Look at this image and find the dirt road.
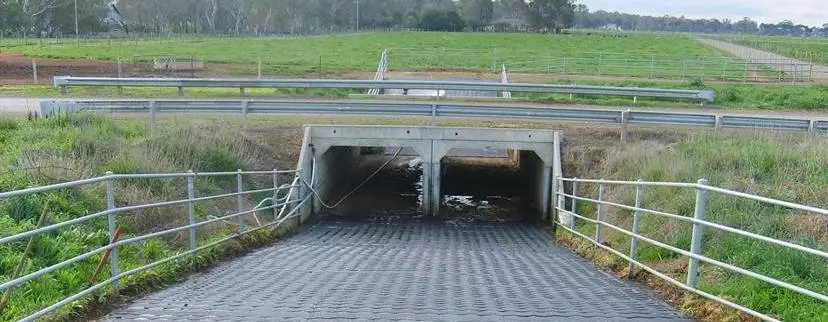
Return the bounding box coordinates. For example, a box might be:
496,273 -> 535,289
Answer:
697,38 -> 828,82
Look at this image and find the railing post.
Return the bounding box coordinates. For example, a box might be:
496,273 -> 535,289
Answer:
105,171 -> 120,294
187,171 -> 197,250
570,178 -> 578,228
595,182 -> 605,244
236,169 -> 245,235
809,120 -> 817,133
273,169 -> 279,222
629,180 -> 644,278
687,179 -> 709,288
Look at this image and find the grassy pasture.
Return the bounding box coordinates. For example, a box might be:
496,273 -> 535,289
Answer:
2,32 -> 733,77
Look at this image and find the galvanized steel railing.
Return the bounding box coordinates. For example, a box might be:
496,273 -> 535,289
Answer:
52,76 -> 716,103
552,177 -> 828,322
0,169 -> 309,321
38,100 -> 828,141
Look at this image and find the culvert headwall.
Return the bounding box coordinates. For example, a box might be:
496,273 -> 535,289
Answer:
297,125 -> 563,221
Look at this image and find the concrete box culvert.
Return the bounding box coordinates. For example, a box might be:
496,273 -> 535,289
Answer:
299,125 -> 563,221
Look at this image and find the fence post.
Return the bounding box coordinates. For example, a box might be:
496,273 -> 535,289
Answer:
570,178 -> 578,228
628,180 -> 644,278
687,179 -> 708,288
32,59 -> 38,84
187,171 -> 197,250
562,56 -> 567,75
597,52 -> 603,76
273,169 -> 279,222
105,171 -> 120,294
257,56 -> 263,79
620,110 -> 629,143
116,57 -> 123,94
649,55 -> 655,79
236,169 -> 245,235
595,182 -> 605,244
493,48 -> 498,73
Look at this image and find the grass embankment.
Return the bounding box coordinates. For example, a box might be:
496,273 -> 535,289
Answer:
0,113 -> 300,320
562,132 -> 828,321
2,32 -> 728,76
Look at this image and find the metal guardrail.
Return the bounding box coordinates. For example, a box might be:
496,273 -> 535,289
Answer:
0,169 -> 310,321
552,177 -> 828,322
39,100 -> 827,142
52,76 -> 716,103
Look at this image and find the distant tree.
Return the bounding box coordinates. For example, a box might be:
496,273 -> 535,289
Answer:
525,0 -> 574,33
459,0 -> 494,29
419,9 -> 465,31
0,0 -> 25,36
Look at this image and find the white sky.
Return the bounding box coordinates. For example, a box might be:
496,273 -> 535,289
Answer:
577,0 -> 826,27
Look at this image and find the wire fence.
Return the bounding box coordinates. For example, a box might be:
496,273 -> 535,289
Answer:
388,48 -> 823,83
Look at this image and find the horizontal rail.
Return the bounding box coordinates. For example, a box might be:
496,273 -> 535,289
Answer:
559,177 -> 828,216
38,100 -> 828,134
53,76 -> 716,102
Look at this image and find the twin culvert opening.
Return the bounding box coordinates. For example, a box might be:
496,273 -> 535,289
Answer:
301,126 -> 560,223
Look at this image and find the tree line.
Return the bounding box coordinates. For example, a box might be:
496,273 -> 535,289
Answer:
573,5 -> 828,37
0,0 -> 824,37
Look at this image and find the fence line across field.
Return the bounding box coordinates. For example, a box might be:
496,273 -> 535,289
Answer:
552,177 -> 828,322
38,99 -> 828,142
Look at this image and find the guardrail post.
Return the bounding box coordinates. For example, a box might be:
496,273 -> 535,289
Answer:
570,178 -> 578,228
431,104 -> 438,126
629,180 -> 644,278
595,181 -> 605,244
241,100 -> 249,129
687,178 -> 709,288
187,171 -> 197,250
148,101 -> 157,132
240,87 -> 246,97
809,120 -> 817,133
105,171 -> 120,294
715,115 -> 723,132
272,169 -> 279,222
177,86 -> 184,96
236,169 -> 245,235
620,111 -> 629,143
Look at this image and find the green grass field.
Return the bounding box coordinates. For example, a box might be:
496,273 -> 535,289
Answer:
1,32 -> 735,77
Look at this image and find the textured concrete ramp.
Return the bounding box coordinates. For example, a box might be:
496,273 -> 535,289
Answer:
105,218 -> 687,321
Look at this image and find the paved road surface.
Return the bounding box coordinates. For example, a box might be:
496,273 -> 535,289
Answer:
104,217 -> 687,321
697,38 -> 828,81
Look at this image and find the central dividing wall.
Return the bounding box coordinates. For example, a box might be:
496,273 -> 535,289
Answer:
297,125 -> 562,220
